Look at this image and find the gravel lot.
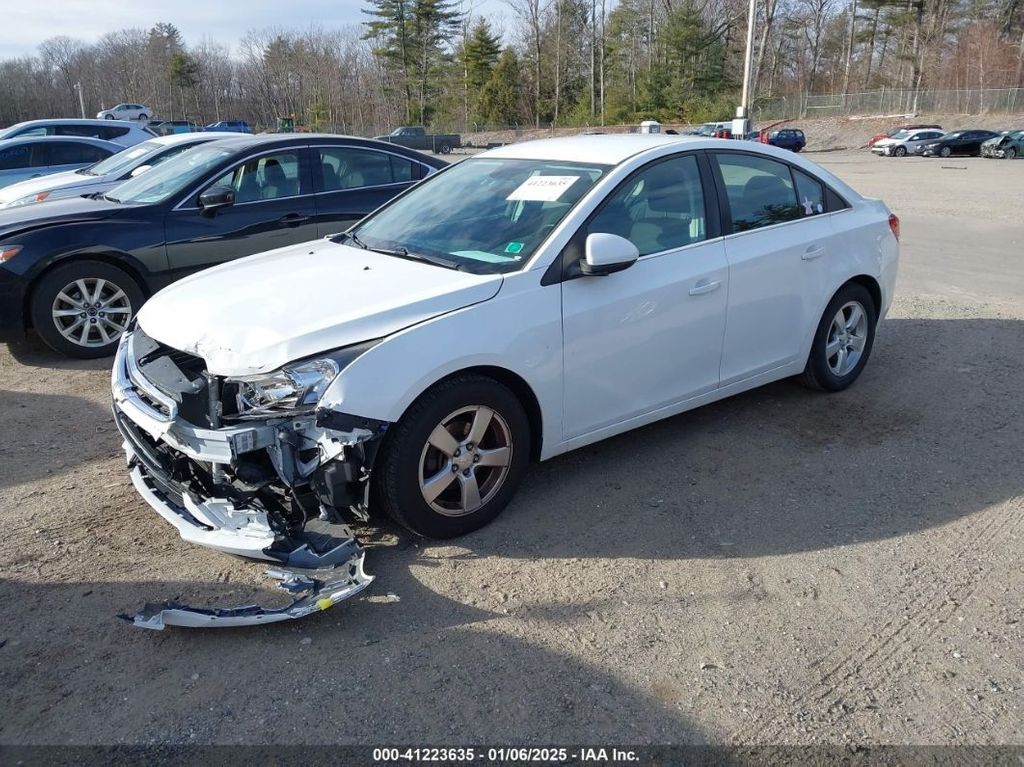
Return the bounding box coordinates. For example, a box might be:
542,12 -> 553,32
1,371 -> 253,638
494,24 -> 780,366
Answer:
0,150 -> 1021,747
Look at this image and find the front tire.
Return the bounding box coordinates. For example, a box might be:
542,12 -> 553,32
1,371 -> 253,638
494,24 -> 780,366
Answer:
1004,147 -> 1016,159
139,113 -> 148,121
799,283 -> 877,392
29,260 -> 143,359
104,114 -> 114,120
893,145 -> 907,157
372,374 -> 531,538
939,146 -> 952,158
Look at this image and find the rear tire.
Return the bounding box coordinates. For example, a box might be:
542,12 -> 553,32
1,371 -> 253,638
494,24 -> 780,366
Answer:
29,260 -> 144,359
372,374 -> 531,538
139,113 -> 148,121
438,143 -> 452,155
799,283 -> 877,392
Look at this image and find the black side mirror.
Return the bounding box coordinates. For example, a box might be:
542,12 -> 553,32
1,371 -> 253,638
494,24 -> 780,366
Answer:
198,186 -> 235,215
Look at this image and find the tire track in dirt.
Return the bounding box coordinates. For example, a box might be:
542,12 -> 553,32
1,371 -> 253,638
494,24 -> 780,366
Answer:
736,494 -> 1024,743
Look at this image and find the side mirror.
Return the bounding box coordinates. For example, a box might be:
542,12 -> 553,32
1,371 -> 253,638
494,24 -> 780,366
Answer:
198,186 -> 235,214
129,164 -> 151,178
581,233 -> 639,276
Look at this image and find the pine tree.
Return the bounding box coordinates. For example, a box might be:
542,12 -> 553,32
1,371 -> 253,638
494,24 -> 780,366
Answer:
459,19 -> 502,125
477,48 -> 523,125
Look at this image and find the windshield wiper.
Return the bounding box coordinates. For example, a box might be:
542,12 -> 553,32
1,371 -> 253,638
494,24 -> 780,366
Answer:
374,246 -> 462,271
331,231 -> 368,249
332,231 -> 460,270
101,193 -> 121,204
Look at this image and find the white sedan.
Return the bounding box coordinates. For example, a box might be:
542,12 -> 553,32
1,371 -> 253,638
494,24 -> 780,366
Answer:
112,135 -> 898,625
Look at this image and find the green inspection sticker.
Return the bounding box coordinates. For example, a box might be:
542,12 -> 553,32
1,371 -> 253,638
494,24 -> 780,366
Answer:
505,242 -> 525,254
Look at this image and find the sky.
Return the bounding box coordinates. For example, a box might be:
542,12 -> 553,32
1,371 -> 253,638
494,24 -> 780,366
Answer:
1,0 -> 511,58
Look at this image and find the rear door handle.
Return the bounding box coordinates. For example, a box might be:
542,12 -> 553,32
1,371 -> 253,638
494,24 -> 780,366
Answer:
802,245 -> 826,261
279,214 -> 311,226
689,279 -> 722,296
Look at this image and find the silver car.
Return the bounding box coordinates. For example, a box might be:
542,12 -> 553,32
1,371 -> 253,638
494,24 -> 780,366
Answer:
0,132 -> 247,209
97,103 -> 152,122
0,119 -> 154,148
0,136 -> 122,189
870,129 -> 946,157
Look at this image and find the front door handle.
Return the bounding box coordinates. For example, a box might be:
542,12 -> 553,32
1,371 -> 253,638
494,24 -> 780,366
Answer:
689,279 -> 722,296
802,245 -> 826,261
279,214 -> 311,226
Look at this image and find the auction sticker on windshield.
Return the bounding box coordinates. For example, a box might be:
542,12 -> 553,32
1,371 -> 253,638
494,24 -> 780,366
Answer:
507,175 -> 579,201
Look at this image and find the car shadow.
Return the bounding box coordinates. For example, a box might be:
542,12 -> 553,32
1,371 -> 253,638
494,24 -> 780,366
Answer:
419,316 -> 1023,562
0,573 -> 704,745
0,389 -> 116,489
5,334 -> 114,372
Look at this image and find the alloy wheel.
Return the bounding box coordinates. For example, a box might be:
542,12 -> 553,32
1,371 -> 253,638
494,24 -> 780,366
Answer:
418,405 -> 513,517
825,301 -> 868,377
51,277 -> 133,348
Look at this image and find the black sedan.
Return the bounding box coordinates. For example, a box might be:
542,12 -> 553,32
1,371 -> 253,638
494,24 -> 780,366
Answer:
920,130 -> 1000,158
0,135 -> 446,357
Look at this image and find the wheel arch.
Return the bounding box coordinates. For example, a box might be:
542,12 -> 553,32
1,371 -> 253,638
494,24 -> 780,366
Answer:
24,251 -> 152,329
846,274 -> 882,318
401,365 -> 545,463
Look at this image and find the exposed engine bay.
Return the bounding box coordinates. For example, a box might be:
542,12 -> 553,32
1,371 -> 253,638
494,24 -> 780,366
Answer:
112,326 -> 387,628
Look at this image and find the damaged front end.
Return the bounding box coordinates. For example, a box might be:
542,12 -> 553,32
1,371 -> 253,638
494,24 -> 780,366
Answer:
112,326 -> 387,627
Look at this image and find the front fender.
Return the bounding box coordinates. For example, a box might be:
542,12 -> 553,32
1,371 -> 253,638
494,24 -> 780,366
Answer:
318,271 -> 564,459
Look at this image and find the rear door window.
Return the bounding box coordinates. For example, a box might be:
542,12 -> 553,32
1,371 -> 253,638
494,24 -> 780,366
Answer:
714,153 -> 801,232
50,142 -> 109,165
317,147 -> 416,191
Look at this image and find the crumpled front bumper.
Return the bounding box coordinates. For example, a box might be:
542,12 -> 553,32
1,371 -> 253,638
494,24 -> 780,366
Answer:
111,330 -> 377,627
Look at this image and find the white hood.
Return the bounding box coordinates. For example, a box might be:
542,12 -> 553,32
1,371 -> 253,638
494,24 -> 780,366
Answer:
0,170 -> 103,206
137,239 -> 503,376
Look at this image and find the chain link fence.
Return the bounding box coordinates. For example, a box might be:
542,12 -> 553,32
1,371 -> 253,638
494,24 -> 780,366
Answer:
757,87 -> 1024,120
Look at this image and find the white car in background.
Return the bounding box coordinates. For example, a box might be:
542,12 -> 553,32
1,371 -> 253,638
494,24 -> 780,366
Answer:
0,131 -> 248,209
0,119 -> 154,148
870,128 -> 946,157
112,135 -> 899,627
97,103 -> 152,122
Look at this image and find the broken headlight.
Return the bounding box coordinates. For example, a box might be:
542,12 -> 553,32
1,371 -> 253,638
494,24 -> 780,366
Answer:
229,341 -> 378,418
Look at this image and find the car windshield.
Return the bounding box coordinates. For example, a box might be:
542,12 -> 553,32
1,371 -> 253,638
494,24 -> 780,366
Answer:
351,157 -> 608,274
890,130 -> 911,140
81,141 -> 158,176
105,144 -> 232,205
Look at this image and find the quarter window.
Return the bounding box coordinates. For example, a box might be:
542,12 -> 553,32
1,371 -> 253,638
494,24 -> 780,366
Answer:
317,148 -> 416,191
715,153 -> 801,232
210,152 -> 303,203
587,154 -> 707,256
792,168 -> 825,217
50,142 -> 110,165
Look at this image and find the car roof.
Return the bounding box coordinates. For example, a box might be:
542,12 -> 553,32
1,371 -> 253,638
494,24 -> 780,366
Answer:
148,132 -> 247,146
482,134 -> 733,164
198,133 -> 448,161
0,135 -> 122,148
4,118 -> 142,129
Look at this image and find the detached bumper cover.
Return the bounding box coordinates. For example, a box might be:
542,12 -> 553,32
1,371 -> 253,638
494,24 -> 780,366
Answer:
123,562 -> 373,630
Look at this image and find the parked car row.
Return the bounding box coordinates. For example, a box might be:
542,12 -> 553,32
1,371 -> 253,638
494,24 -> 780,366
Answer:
869,124 -> 1022,158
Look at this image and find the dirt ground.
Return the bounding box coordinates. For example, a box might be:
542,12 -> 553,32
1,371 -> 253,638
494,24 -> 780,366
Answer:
0,150 -> 1022,747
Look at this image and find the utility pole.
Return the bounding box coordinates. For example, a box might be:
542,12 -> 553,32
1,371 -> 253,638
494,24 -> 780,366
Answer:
734,0 -> 757,138
74,81 -> 86,118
